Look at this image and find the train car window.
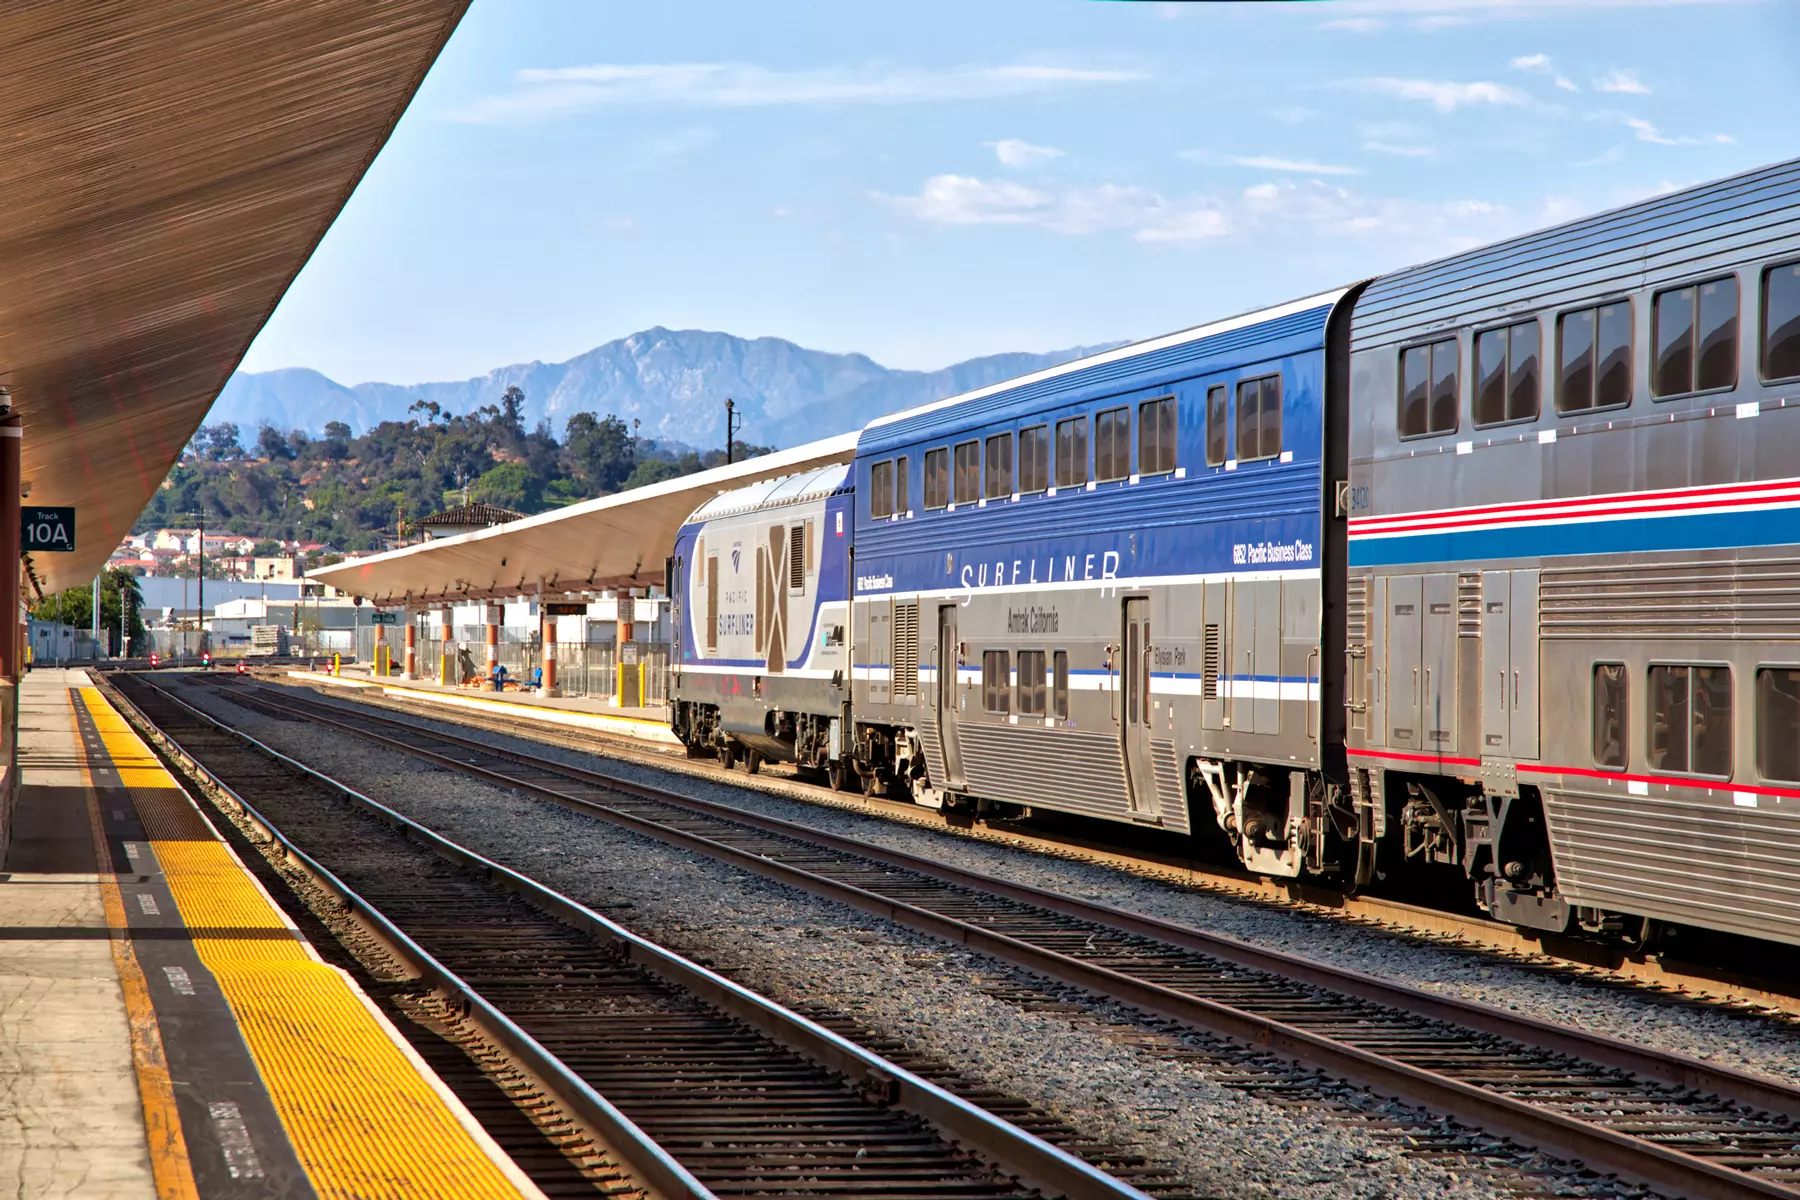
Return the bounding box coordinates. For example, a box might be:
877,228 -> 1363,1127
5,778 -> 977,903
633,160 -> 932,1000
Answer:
1654,276 -> 1738,397
1017,650 -> 1047,715
869,460 -> 894,519
1756,667 -> 1800,783
1592,663 -> 1628,769
1137,396 -> 1176,475
1055,416 -> 1089,488
1597,302 -> 1633,409
1205,385 -> 1227,465
1648,663 -> 1732,776
1019,425 -> 1049,493
953,440 -> 980,505
1053,650 -> 1069,718
984,432 -> 1014,499
1398,339 -> 1458,438
894,455 -> 909,515
924,448 -> 949,509
1236,374 -> 1282,460
1474,320 -> 1539,427
982,650 -> 1011,714
1558,311 -> 1594,414
1761,262 -> 1800,382
1095,407 -> 1130,481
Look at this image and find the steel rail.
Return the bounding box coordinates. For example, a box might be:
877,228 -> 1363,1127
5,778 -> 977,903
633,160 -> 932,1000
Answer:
107,671 -> 1158,1200
224,677 -> 1800,1200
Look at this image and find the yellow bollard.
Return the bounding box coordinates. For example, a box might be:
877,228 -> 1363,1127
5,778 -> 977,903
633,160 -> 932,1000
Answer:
332,652 -> 340,677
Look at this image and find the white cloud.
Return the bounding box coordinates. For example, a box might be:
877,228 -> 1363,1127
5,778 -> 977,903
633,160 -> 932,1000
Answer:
988,139 -> 1064,168
879,175 -> 1228,243
1349,77 -> 1532,112
1229,155 -> 1362,176
1624,116 -> 1694,145
455,61 -> 1147,122
1574,145 -> 1627,167
1593,68 -> 1651,94
1510,53 -> 1552,71
881,173 -> 1513,257
1365,141 -> 1434,158
1715,133 -> 1737,144
1319,17 -> 1387,31
1554,76 -> 1580,92
1271,106 -> 1317,124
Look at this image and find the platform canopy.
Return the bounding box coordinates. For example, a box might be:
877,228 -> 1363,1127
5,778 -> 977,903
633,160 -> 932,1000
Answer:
308,434 -> 860,606
3,1 -> 470,594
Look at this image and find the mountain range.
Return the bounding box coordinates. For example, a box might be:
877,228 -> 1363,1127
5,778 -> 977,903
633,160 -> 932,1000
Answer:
213,328 -> 1118,449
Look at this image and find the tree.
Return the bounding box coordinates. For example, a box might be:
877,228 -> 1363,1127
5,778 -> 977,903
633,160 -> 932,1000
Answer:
29,569 -> 146,654
498,386 -> 527,439
256,423 -> 293,461
470,461 -> 539,512
319,420 -> 351,461
204,423 -> 243,461
561,412 -> 637,496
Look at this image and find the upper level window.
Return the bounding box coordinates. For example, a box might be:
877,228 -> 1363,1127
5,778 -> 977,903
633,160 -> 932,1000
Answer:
1757,667 -> 1800,783
984,432 -> 1014,499
923,448 -> 949,510
1399,339 -> 1459,438
1095,407 -> 1130,482
952,440 -> 980,506
1647,663 -> 1732,777
869,460 -> 895,519
1654,276 -> 1738,397
1558,302 -> 1633,414
1236,374 -> 1282,461
1137,396 -> 1176,475
1055,416 -> 1088,488
1592,663 -> 1627,769
1205,385 -> 1227,466
1474,320 -> 1540,427
1762,262 -> 1800,382
1019,425 -> 1049,494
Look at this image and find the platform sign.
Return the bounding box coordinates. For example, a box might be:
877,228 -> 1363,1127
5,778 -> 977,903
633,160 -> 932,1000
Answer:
22,506 -> 74,552
544,602 -> 587,617
368,611 -> 398,625
620,642 -> 639,665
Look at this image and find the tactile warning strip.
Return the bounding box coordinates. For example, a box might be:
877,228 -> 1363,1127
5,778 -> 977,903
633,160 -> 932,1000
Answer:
79,687 -> 532,1200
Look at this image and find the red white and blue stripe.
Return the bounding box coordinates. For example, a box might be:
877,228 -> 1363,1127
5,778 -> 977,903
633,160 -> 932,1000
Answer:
1349,476 -> 1800,566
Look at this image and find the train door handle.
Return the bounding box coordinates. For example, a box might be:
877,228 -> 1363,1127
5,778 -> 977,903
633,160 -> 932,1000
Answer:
1412,666 -> 1419,698
1306,647 -> 1319,742
1513,670 -> 1520,711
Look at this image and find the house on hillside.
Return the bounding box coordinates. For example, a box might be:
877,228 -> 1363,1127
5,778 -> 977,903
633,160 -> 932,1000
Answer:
409,502 -> 523,541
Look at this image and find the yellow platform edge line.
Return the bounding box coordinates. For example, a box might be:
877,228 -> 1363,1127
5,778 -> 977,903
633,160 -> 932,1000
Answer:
78,686 -> 540,1200
72,697 -> 201,1200
281,668 -> 675,731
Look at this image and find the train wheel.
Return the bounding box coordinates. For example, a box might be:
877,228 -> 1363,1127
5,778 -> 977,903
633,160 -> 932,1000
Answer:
720,741 -> 738,771
742,749 -> 762,775
860,769 -> 885,798
827,761 -> 852,792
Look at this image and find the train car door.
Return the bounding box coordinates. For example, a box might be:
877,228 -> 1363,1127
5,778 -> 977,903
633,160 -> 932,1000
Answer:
1386,575 -> 1422,751
1230,579 -> 1282,735
1480,570 -> 1540,760
935,604 -> 966,787
1422,574 -> 1456,754
1121,597 -> 1160,819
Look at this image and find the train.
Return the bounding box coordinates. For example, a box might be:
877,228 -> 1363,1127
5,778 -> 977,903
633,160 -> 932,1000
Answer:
668,157 -> 1800,950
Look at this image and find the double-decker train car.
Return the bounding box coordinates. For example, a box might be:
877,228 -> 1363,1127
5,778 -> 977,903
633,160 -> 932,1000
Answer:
668,464 -> 855,780
669,158 -> 1800,948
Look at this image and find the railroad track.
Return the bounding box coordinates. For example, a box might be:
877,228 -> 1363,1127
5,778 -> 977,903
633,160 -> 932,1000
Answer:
177,673 -> 1800,1200
275,670 -> 1800,1021
102,672 -> 1168,1200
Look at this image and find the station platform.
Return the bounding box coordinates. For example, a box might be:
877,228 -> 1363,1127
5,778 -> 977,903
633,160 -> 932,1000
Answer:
286,668 -> 682,747
1,668 -> 543,1199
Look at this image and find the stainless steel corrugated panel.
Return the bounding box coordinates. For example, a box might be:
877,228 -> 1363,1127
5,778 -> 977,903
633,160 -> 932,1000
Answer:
1352,158 -> 1800,352
959,725 -> 1136,820
1151,739 -> 1191,834
918,710 -> 950,784
1542,557 -> 1800,640
1546,785 -> 1800,945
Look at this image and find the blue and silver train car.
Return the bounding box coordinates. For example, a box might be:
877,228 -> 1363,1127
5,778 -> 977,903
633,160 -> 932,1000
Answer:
1343,158 -> 1800,944
668,464 -> 855,780
845,291 -> 1354,872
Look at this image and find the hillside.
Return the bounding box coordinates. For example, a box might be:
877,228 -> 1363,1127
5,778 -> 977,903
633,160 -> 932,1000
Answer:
212,328 -> 1114,446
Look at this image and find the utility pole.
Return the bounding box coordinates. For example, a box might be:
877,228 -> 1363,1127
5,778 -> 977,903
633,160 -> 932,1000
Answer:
92,573 -> 100,660
725,397 -> 741,466
181,506 -> 207,659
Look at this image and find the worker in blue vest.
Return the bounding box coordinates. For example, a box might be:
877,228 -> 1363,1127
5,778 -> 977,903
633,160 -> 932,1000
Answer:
490,661 -> 508,692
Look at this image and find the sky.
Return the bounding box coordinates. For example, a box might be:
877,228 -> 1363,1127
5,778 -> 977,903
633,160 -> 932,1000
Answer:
237,0 -> 1800,385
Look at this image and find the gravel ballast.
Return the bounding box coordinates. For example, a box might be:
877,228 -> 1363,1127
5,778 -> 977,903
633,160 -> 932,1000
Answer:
163,679 -> 1636,1200
289,682 -> 1800,1093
